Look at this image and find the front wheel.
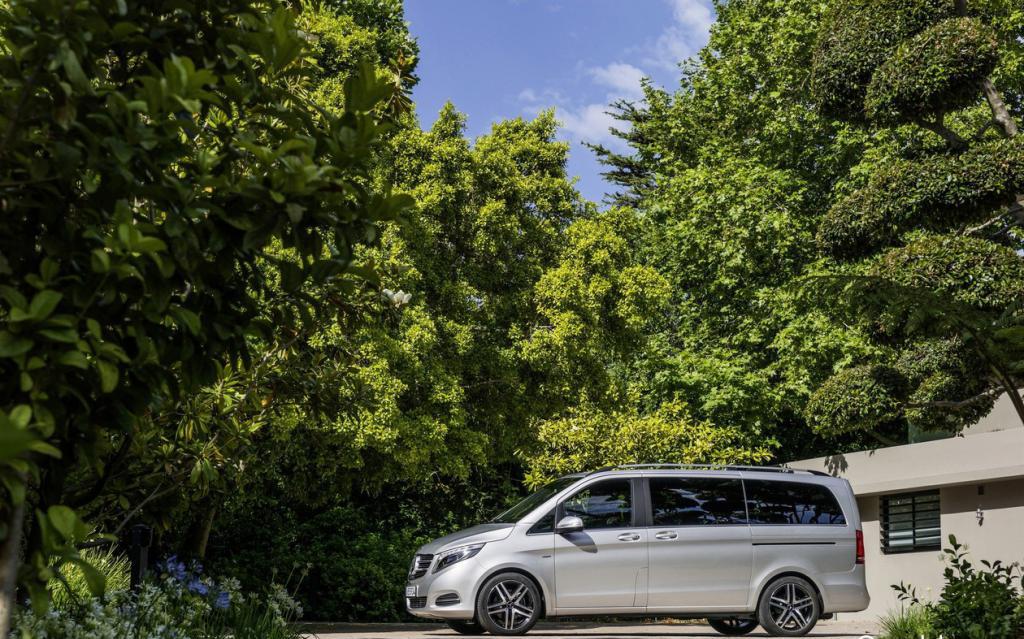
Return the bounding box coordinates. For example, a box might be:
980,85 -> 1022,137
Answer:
757,576 -> 821,637
446,619 -> 487,635
475,572 -> 541,636
708,617 -> 759,635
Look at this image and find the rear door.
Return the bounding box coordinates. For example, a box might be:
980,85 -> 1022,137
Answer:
745,478 -> 853,584
644,474 -> 753,611
553,477 -> 648,611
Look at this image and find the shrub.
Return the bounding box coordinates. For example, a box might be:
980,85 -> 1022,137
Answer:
805,364 -> 907,436
866,18 -> 1000,123
872,234 -> 1024,311
811,0 -> 954,118
879,604 -> 935,639
817,137 -> 1024,259
893,535 -> 1024,639
10,556 -> 304,639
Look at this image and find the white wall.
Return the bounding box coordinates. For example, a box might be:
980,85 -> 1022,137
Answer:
843,477 -> 1024,621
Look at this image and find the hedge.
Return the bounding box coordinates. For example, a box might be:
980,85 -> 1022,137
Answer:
866,18 -> 999,124
811,0 -> 955,119
818,137 -> 1024,258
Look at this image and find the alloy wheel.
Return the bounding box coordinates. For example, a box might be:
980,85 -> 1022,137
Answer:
767,582 -> 815,632
485,580 -> 536,632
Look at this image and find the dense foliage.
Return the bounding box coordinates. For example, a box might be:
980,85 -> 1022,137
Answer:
0,0 -> 411,628
3,0 -> 1023,628
893,536 -> 1024,639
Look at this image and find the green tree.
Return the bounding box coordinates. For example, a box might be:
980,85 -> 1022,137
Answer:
0,0 -> 411,627
593,0 -> 881,457
804,0 -> 1024,438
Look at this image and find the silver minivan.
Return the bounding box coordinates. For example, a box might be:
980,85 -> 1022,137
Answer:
405,464 -> 869,637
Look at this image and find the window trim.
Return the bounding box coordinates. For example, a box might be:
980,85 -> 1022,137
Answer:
643,475 -> 750,528
555,476 -> 640,531
880,489 -> 941,554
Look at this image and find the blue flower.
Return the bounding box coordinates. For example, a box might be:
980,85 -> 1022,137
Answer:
187,578 -> 209,596
214,590 -> 230,610
159,555 -> 188,582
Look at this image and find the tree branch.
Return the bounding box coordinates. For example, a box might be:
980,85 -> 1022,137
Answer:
905,388 -> 1002,412
981,78 -> 1019,138
915,115 -> 967,150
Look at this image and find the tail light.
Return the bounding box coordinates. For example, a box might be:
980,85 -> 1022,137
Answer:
855,529 -> 865,565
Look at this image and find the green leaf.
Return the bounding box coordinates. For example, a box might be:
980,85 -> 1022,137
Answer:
0,428 -> 38,462
0,331 -> 33,357
29,290 -> 62,320
68,557 -> 106,596
57,43 -> 89,91
96,360 -> 119,393
10,405 -> 31,428
58,350 -> 89,369
47,506 -> 78,541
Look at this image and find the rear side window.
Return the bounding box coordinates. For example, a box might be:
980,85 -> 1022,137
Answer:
649,477 -> 747,526
745,479 -> 846,525
562,479 -> 633,529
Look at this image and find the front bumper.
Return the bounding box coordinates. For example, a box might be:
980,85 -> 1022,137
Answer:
405,556 -> 485,620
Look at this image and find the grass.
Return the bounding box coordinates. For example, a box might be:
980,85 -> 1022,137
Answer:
49,546 -> 132,610
879,605 -> 935,639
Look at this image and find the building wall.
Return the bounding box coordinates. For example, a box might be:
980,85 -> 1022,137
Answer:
844,477 -> 1024,620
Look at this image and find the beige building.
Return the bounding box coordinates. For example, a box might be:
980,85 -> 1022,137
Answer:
790,395 -> 1024,621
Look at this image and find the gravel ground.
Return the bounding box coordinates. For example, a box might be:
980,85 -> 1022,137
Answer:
304,620 -> 881,639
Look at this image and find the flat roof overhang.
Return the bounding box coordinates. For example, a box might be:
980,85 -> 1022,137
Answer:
788,427 -> 1024,497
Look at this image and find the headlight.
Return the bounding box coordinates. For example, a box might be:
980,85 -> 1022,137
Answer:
433,543 -> 485,573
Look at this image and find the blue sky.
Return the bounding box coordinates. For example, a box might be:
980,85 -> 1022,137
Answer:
404,0 -> 716,204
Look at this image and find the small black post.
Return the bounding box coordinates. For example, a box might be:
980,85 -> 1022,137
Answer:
128,524 -> 152,589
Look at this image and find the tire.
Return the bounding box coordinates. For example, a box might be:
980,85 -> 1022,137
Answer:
447,619 -> 487,635
475,572 -> 542,636
708,617 -> 759,635
757,575 -> 821,637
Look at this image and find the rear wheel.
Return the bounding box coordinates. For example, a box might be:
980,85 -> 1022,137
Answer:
475,572 -> 541,636
708,618 -> 759,635
757,576 -> 821,637
446,619 -> 486,635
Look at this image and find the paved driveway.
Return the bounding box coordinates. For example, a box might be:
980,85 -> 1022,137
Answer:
306,621 -> 880,639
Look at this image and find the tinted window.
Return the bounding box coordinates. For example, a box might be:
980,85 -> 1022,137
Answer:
562,479 -> 632,530
745,480 -> 846,525
528,509 -> 556,534
650,477 -> 747,526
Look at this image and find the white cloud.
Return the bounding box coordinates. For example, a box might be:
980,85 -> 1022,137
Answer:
588,62 -> 646,100
645,0 -> 714,71
556,103 -> 620,146
514,0 -> 715,148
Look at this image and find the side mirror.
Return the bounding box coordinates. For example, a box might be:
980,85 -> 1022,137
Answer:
555,515 -> 584,534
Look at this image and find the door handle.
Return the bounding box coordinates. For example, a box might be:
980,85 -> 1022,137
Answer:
617,532 -> 641,542
655,531 -> 678,540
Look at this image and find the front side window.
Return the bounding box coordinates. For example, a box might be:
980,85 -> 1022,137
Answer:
745,479 -> 846,525
881,490 -> 940,553
527,508 -> 556,534
562,479 -> 633,530
650,476 -> 747,526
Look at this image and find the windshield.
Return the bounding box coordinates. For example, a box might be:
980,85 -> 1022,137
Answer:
490,476 -> 581,524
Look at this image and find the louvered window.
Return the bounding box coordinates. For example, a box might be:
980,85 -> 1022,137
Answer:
881,490 -> 941,553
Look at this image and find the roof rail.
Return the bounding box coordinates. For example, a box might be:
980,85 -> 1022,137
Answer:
587,463 -> 830,477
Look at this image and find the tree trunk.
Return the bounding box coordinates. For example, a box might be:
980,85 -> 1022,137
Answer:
186,500 -> 218,560
0,475 -> 26,637
982,79 -> 1019,138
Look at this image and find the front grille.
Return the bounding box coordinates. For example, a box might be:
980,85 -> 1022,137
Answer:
436,593 -> 460,607
408,554 -> 433,580
407,596 -> 427,609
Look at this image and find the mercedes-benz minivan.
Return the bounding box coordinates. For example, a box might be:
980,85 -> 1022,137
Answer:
405,465 -> 868,637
